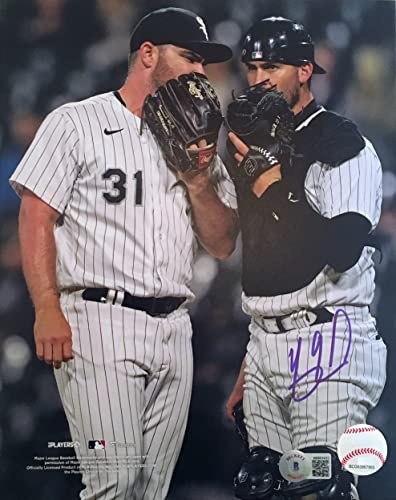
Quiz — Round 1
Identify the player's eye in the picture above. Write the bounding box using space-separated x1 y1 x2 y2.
184 53 203 64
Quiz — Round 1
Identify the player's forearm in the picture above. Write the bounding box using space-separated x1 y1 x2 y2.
184 175 239 260
226 357 246 419
236 357 246 389
19 192 61 312
252 165 282 197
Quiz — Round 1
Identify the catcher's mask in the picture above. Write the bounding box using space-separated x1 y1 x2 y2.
241 16 326 74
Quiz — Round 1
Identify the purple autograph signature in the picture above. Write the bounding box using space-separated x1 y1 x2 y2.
288 308 352 402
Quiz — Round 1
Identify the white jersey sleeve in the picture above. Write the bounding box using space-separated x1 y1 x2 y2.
307 139 382 229
10 107 80 213
211 155 238 210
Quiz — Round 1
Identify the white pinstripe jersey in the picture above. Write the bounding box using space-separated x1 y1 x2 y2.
242 108 383 317
10 92 237 299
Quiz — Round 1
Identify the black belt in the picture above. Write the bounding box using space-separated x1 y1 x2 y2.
82 288 186 317
254 307 334 333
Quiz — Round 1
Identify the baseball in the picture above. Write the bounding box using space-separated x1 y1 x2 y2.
337 424 387 476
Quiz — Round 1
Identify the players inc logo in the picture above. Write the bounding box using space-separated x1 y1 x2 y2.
88 440 106 450
48 441 80 448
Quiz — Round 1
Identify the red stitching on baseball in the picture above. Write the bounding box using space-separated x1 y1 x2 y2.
344 426 377 434
341 447 385 466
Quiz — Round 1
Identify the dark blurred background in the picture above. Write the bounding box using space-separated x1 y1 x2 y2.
0 0 395 499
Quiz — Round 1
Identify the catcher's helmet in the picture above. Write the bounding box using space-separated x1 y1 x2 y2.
241 17 326 74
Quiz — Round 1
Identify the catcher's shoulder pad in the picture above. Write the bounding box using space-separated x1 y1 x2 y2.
296 110 365 167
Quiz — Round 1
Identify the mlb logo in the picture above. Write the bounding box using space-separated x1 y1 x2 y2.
252 51 263 60
293 461 300 471
88 440 106 450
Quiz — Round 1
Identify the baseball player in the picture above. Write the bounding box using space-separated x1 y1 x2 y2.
224 17 387 500
10 7 238 500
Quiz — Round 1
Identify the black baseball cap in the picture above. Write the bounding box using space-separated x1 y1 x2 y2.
129 7 232 64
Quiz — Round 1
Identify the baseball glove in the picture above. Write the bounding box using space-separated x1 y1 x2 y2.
143 72 223 173
226 85 295 187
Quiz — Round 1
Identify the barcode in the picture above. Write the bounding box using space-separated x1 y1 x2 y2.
312 457 330 478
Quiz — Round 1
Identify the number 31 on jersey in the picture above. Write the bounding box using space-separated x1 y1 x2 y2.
102 168 142 205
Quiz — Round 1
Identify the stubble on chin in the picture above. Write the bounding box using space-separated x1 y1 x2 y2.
287 86 300 110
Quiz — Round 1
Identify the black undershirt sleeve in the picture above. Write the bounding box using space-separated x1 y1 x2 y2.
328 212 371 272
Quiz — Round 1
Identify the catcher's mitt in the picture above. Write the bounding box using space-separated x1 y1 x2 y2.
226 85 295 187
143 72 223 173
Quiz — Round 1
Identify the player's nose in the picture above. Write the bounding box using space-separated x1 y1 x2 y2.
194 62 205 75
255 71 271 87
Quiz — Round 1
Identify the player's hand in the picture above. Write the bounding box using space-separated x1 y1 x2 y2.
180 139 211 178
34 306 73 369
177 139 212 191
228 132 249 164
188 138 210 152
228 132 282 197
226 381 245 422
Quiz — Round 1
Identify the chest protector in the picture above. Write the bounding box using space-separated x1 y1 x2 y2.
235 109 365 297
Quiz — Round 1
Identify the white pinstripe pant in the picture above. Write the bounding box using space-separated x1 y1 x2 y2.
55 292 193 500
243 308 387 453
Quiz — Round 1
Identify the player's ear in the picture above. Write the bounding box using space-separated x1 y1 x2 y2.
298 63 313 84
139 42 159 69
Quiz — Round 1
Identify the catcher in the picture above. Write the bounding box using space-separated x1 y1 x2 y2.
11 7 239 500
225 17 386 500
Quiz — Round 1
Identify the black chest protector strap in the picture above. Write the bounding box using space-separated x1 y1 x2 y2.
238 176 331 297
238 109 373 297
295 108 365 166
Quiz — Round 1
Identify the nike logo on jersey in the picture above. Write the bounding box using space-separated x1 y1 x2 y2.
288 192 299 203
104 128 123 135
